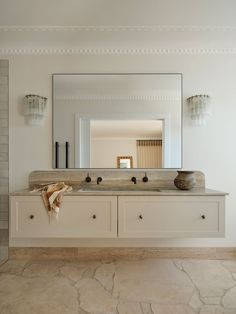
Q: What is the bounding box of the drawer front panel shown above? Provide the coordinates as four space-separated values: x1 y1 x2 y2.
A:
10 196 117 238
118 196 225 238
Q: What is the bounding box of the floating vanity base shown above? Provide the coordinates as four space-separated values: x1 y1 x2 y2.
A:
10 193 226 247
9 170 227 250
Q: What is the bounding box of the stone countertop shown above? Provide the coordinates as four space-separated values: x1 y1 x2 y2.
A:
10 188 228 196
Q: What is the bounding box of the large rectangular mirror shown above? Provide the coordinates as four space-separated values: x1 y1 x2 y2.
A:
53 73 182 169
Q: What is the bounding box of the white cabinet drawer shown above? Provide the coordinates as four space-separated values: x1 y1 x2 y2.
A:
10 196 117 238
118 196 225 238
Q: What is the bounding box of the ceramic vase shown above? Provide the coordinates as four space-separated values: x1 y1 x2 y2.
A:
174 171 196 190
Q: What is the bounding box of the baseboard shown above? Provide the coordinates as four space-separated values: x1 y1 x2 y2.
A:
8 247 236 261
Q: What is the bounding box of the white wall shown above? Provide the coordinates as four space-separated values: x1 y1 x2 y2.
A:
7 53 236 247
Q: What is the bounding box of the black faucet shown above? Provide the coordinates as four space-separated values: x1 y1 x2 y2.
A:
97 177 102 185
131 177 137 184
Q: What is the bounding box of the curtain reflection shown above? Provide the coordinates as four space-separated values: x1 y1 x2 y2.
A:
137 140 162 168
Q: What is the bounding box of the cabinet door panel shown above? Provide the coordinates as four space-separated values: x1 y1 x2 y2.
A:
10 196 117 238
118 196 225 238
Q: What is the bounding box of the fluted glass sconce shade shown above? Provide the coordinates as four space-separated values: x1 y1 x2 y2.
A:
187 94 211 126
24 94 47 126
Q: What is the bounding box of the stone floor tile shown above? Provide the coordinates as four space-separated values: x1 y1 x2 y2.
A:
151 304 196 314
222 286 236 309
60 264 87 282
113 259 194 304
0 259 28 275
173 259 184 270
75 278 91 290
78 278 118 313
23 260 63 277
201 297 221 305
221 261 236 274
0 274 78 314
66 260 100 269
117 300 143 314
78 308 90 314
141 303 153 314
189 292 203 310
182 260 235 297
200 305 236 314
94 262 115 292
1 258 236 313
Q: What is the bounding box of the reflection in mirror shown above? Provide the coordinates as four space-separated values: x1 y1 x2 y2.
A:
91 120 163 168
53 74 182 169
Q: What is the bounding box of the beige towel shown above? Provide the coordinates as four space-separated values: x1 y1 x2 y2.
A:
32 182 72 220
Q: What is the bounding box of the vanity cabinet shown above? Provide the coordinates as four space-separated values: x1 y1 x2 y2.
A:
10 196 117 238
118 196 225 238
10 193 225 244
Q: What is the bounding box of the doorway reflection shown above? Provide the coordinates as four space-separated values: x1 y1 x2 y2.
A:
90 120 163 168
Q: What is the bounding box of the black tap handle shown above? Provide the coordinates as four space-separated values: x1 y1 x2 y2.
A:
55 142 59 168
65 141 69 168
143 172 149 183
85 173 92 183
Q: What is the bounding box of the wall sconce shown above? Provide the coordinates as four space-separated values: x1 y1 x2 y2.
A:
187 95 211 126
24 94 47 126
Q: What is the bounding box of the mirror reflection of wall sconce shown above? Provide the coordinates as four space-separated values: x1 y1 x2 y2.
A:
117 156 133 169
187 94 211 126
24 94 47 126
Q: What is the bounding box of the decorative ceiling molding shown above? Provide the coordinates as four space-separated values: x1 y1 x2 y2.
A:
1 47 236 55
55 94 181 101
0 25 236 32
1 25 236 55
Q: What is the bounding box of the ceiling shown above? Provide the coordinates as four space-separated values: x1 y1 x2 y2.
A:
0 0 236 27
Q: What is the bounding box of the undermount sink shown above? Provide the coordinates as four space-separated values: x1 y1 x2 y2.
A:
78 185 161 192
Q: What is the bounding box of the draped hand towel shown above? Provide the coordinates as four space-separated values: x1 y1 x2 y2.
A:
33 182 72 220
